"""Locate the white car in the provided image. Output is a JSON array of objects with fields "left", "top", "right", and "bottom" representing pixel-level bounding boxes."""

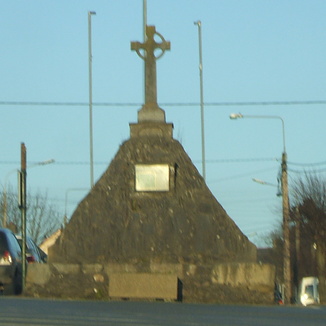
[{"left": 299, "top": 276, "right": 320, "bottom": 306}]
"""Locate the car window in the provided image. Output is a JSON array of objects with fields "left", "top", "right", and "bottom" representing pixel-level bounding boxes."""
[
  {"left": 28, "top": 239, "right": 40, "bottom": 257},
  {"left": 17, "top": 236, "right": 43, "bottom": 262},
  {"left": 25, "top": 239, "right": 33, "bottom": 252},
  {"left": 305, "top": 285, "right": 314, "bottom": 299},
  {"left": 16, "top": 238, "right": 29, "bottom": 251},
  {"left": 8, "top": 232, "right": 22, "bottom": 257},
  {"left": 0, "top": 232, "right": 8, "bottom": 253}
]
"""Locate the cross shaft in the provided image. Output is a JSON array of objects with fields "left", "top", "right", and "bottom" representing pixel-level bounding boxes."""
[{"left": 131, "top": 26, "right": 170, "bottom": 122}]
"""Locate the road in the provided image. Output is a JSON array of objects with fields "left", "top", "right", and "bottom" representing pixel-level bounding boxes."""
[{"left": 0, "top": 297, "right": 325, "bottom": 325}]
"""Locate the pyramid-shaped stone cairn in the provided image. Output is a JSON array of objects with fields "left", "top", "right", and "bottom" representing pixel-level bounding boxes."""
[{"left": 51, "top": 26, "right": 256, "bottom": 266}]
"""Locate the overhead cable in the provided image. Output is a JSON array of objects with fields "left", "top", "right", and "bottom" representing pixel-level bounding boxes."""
[{"left": 1, "top": 100, "right": 326, "bottom": 107}]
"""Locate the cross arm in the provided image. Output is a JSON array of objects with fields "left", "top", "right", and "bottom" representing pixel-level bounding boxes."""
[{"left": 131, "top": 41, "right": 145, "bottom": 60}]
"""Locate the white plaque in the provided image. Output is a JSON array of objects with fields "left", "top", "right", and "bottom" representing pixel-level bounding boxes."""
[{"left": 135, "top": 164, "right": 169, "bottom": 191}]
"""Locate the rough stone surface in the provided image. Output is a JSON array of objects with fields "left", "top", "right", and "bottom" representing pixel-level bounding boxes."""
[
  {"left": 50, "top": 136, "right": 256, "bottom": 266},
  {"left": 24, "top": 262, "right": 275, "bottom": 304},
  {"left": 24, "top": 263, "right": 107, "bottom": 300},
  {"left": 26, "top": 264, "right": 51, "bottom": 286},
  {"left": 211, "top": 263, "right": 276, "bottom": 291}
]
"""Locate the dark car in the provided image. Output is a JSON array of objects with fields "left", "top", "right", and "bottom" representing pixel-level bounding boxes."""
[
  {"left": 16, "top": 235, "right": 47, "bottom": 263},
  {"left": 0, "top": 228, "right": 23, "bottom": 294}
]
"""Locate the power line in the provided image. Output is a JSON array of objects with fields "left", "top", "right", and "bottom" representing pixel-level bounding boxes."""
[
  {"left": 203, "top": 100, "right": 326, "bottom": 107},
  {"left": 209, "top": 167, "right": 278, "bottom": 183},
  {"left": 1, "top": 100, "right": 326, "bottom": 107},
  {"left": 195, "top": 158, "right": 277, "bottom": 164},
  {"left": 0, "top": 158, "right": 277, "bottom": 166},
  {"left": 288, "top": 167, "right": 326, "bottom": 174},
  {"left": 0, "top": 161, "right": 109, "bottom": 166},
  {"left": 288, "top": 160, "right": 326, "bottom": 167},
  {"left": 1, "top": 158, "right": 326, "bottom": 166}
]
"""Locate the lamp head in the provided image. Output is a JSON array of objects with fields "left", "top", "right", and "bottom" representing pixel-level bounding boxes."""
[
  {"left": 229, "top": 113, "right": 243, "bottom": 120},
  {"left": 40, "top": 159, "right": 55, "bottom": 165},
  {"left": 252, "top": 178, "right": 266, "bottom": 185}
]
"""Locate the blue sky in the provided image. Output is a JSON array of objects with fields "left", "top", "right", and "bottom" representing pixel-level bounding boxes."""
[{"left": 1, "top": 1, "right": 326, "bottom": 246}]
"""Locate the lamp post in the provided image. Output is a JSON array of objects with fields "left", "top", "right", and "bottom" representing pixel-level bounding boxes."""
[
  {"left": 19, "top": 143, "right": 27, "bottom": 291},
  {"left": 143, "top": 0, "right": 147, "bottom": 40},
  {"left": 230, "top": 113, "right": 291, "bottom": 304},
  {"left": 143, "top": 0, "right": 147, "bottom": 102},
  {"left": 19, "top": 146, "right": 54, "bottom": 292},
  {"left": 88, "top": 11, "right": 96, "bottom": 188},
  {"left": 194, "top": 20, "right": 206, "bottom": 181}
]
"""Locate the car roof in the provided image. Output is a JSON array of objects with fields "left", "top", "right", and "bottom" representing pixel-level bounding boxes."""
[{"left": 0, "top": 228, "right": 15, "bottom": 234}]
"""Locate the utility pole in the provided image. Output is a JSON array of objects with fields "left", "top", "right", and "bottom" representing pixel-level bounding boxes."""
[
  {"left": 294, "top": 206, "right": 300, "bottom": 299},
  {"left": 19, "top": 143, "right": 27, "bottom": 291},
  {"left": 281, "top": 151, "right": 291, "bottom": 303},
  {"left": 88, "top": 11, "right": 96, "bottom": 188},
  {"left": 194, "top": 21, "right": 206, "bottom": 181}
]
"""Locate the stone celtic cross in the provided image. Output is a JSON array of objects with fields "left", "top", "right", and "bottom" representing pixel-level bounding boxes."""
[{"left": 131, "top": 25, "right": 170, "bottom": 122}]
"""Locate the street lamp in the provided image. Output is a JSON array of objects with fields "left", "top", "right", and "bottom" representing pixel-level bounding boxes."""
[
  {"left": 230, "top": 113, "right": 286, "bottom": 153},
  {"left": 252, "top": 178, "right": 282, "bottom": 197},
  {"left": 252, "top": 178, "right": 276, "bottom": 186},
  {"left": 88, "top": 11, "right": 96, "bottom": 188},
  {"left": 230, "top": 112, "right": 291, "bottom": 304},
  {"left": 194, "top": 20, "right": 206, "bottom": 181}
]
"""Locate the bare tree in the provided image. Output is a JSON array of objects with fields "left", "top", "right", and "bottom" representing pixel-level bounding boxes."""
[
  {"left": 292, "top": 172, "right": 326, "bottom": 246},
  {"left": 263, "top": 173, "right": 326, "bottom": 300},
  {"left": 291, "top": 172, "right": 326, "bottom": 279},
  {"left": 1, "top": 185, "right": 62, "bottom": 244},
  {"left": 1, "top": 184, "right": 21, "bottom": 232}
]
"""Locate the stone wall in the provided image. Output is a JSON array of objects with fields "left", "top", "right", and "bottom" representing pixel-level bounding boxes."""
[
  {"left": 25, "top": 262, "right": 275, "bottom": 304},
  {"left": 211, "top": 263, "right": 275, "bottom": 292}
]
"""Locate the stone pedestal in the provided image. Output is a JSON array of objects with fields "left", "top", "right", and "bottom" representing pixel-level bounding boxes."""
[
  {"left": 137, "top": 103, "right": 166, "bottom": 122},
  {"left": 109, "top": 273, "right": 178, "bottom": 300},
  {"left": 130, "top": 122, "right": 173, "bottom": 138}
]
